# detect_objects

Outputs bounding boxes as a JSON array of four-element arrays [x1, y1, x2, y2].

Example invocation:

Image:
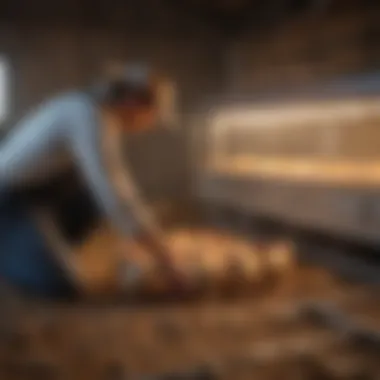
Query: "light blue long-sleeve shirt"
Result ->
[[0, 91, 153, 236]]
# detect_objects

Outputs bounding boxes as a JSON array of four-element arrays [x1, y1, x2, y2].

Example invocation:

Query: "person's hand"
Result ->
[[152, 243, 193, 295], [135, 232, 191, 294], [115, 236, 189, 295]]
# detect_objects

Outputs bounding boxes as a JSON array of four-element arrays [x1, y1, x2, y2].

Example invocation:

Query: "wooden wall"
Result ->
[[226, 9, 380, 94]]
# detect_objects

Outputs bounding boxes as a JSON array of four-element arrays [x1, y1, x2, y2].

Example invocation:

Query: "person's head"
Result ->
[[95, 64, 159, 133]]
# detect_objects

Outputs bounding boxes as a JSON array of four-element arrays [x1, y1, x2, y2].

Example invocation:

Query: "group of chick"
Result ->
[[118, 228, 295, 299]]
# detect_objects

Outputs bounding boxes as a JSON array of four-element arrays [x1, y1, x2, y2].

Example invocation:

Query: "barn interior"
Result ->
[[1, 0, 380, 379]]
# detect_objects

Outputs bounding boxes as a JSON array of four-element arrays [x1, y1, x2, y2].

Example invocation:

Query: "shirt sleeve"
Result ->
[[101, 113, 161, 237], [66, 99, 158, 237], [0, 101, 62, 187]]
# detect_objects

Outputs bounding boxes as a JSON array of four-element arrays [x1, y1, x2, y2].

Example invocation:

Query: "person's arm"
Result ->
[[100, 111, 169, 255], [0, 101, 62, 186], [66, 101, 175, 271]]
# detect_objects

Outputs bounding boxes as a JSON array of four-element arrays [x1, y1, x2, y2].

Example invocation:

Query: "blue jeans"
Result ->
[[0, 192, 73, 298]]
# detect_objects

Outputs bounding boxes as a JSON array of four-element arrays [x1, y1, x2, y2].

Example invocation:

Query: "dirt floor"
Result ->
[[0, 263, 379, 380]]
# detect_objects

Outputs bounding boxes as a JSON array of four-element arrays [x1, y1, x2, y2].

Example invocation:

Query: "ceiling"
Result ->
[[167, 0, 379, 34], [0, 0, 378, 34]]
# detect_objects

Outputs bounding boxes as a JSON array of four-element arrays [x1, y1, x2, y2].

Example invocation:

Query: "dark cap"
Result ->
[[93, 63, 154, 103], [123, 64, 153, 88], [94, 62, 177, 127]]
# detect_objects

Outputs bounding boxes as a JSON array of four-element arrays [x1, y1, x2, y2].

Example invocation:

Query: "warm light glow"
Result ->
[[209, 98, 380, 132]]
